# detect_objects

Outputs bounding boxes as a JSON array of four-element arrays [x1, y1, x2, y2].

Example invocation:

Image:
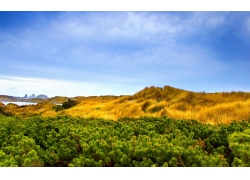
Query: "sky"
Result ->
[[1, 11, 250, 97]]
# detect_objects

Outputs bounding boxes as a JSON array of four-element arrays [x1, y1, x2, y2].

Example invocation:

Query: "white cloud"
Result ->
[[0, 12, 229, 55], [1, 12, 249, 96], [1, 18, 228, 86], [0, 75, 143, 97], [40, 12, 188, 43], [245, 17, 250, 35], [188, 12, 225, 29]]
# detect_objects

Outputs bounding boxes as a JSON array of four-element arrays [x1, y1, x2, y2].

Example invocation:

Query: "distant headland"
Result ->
[[0, 94, 49, 102], [22, 94, 48, 99]]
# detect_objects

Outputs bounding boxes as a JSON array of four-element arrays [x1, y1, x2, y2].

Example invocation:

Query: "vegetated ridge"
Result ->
[[1, 85, 250, 124]]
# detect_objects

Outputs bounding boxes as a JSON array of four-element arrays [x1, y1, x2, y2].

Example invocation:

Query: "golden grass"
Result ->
[[64, 87, 250, 124], [61, 97, 250, 124], [2, 86, 250, 124]]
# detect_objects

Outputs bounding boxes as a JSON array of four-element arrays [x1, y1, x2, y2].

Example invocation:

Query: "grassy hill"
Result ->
[[1, 85, 250, 124], [62, 85, 250, 124]]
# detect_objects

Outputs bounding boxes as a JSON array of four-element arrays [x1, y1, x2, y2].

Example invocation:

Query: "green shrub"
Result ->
[[53, 105, 64, 112], [62, 99, 78, 109]]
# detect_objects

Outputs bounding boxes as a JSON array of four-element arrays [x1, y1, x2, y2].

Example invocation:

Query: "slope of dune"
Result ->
[[63, 85, 250, 124], [2, 85, 250, 124]]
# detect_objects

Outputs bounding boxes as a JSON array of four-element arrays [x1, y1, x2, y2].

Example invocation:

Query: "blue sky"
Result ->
[[1, 11, 250, 97]]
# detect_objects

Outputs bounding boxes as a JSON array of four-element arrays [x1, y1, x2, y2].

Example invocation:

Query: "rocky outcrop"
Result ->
[[28, 94, 36, 99]]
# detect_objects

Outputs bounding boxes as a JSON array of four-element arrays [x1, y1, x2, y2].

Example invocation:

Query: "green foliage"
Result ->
[[0, 114, 250, 167], [62, 99, 78, 109], [53, 105, 64, 112], [0, 150, 18, 167], [228, 128, 250, 167]]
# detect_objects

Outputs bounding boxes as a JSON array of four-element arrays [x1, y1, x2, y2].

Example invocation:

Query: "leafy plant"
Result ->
[[0, 114, 250, 167]]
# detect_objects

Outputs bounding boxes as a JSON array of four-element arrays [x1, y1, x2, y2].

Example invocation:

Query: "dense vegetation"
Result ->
[[0, 114, 249, 167]]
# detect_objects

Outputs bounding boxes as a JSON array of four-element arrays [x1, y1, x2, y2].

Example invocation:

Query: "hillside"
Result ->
[[62, 85, 250, 124], [1, 85, 250, 124]]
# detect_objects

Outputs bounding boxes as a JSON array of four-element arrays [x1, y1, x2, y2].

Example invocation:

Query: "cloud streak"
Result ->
[[0, 75, 143, 97]]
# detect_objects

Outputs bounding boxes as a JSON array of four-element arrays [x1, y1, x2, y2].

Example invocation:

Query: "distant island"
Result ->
[[0, 94, 48, 102], [22, 94, 48, 99]]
